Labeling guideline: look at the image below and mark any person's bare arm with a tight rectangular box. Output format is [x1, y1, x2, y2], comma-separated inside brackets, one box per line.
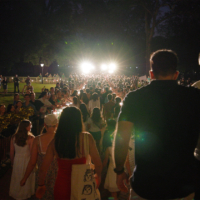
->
[114, 121, 133, 170]
[41, 86, 45, 92]
[21, 85, 26, 94]
[20, 137, 38, 186]
[114, 121, 133, 192]
[125, 152, 132, 177]
[89, 134, 102, 177]
[38, 140, 55, 186]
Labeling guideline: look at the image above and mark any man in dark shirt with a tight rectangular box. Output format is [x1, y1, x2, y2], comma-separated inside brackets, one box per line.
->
[114, 50, 200, 199]
[30, 92, 44, 112]
[22, 94, 37, 115]
[101, 87, 109, 106]
[14, 74, 19, 93]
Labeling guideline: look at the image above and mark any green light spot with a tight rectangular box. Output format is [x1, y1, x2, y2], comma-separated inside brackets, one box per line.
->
[98, 43, 99, 46]
[65, 41, 68, 44]
[142, 138, 144, 141]
[111, 42, 114, 45]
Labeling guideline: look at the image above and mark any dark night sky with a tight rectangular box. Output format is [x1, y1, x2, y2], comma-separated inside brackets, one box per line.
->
[0, 1, 200, 77]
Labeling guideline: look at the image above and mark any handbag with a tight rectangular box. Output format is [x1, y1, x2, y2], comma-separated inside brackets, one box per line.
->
[70, 133, 101, 200]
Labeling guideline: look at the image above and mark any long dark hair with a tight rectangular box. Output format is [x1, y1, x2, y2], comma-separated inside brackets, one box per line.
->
[73, 96, 78, 105]
[82, 92, 89, 105]
[7, 104, 14, 113]
[80, 103, 89, 122]
[15, 100, 22, 109]
[91, 107, 101, 123]
[91, 92, 98, 101]
[71, 90, 77, 96]
[14, 120, 31, 147]
[55, 107, 83, 159]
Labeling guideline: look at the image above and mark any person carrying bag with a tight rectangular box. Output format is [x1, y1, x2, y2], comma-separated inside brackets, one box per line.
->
[71, 133, 101, 200]
[36, 107, 102, 199]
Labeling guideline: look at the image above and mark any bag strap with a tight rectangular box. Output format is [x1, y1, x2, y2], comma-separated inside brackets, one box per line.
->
[84, 133, 89, 156]
[84, 133, 91, 164]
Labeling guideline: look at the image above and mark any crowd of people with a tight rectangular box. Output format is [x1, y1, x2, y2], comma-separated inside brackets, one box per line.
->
[0, 49, 200, 200]
[1, 71, 140, 200]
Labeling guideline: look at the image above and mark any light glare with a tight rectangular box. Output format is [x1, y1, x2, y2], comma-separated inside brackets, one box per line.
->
[81, 62, 94, 74]
[101, 64, 107, 71]
[108, 70, 114, 74]
[109, 63, 116, 70]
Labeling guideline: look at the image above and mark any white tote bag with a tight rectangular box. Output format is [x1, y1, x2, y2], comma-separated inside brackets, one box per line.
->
[71, 133, 101, 200]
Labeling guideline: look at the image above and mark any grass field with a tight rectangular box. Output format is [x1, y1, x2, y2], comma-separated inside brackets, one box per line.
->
[0, 83, 55, 106]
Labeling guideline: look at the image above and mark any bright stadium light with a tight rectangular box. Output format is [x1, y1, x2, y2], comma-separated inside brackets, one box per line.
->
[108, 70, 114, 74]
[81, 62, 94, 74]
[101, 64, 107, 71]
[109, 63, 116, 71]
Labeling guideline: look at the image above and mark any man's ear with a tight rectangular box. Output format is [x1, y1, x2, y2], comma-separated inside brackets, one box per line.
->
[174, 71, 179, 80]
[149, 70, 155, 80]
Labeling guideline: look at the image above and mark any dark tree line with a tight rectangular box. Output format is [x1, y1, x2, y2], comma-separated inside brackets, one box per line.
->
[0, 0, 200, 76]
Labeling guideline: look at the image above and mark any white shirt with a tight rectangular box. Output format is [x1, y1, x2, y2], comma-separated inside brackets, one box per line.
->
[88, 99, 100, 112]
[87, 117, 104, 132]
[38, 98, 52, 114]
[39, 98, 52, 107]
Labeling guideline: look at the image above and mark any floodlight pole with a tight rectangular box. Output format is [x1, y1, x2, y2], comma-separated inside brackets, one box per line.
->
[40, 63, 44, 84]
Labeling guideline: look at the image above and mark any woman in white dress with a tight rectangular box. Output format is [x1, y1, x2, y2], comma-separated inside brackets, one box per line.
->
[86, 107, 106, 151]
[9, 120, 35, 200]
[103, 121, 119, 200]
[102, 119, 119, 200]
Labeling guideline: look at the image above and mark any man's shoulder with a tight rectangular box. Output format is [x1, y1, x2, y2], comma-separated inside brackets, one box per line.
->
[125, 85, 149, 98]
[177, 84, 200, 97]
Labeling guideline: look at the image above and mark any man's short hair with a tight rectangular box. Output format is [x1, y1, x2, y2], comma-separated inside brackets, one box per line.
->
[150, 49, 178, 77]
[107, 94, 112, 101]
[105, 87, 109, 92]
[115, 97, 121, 104]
